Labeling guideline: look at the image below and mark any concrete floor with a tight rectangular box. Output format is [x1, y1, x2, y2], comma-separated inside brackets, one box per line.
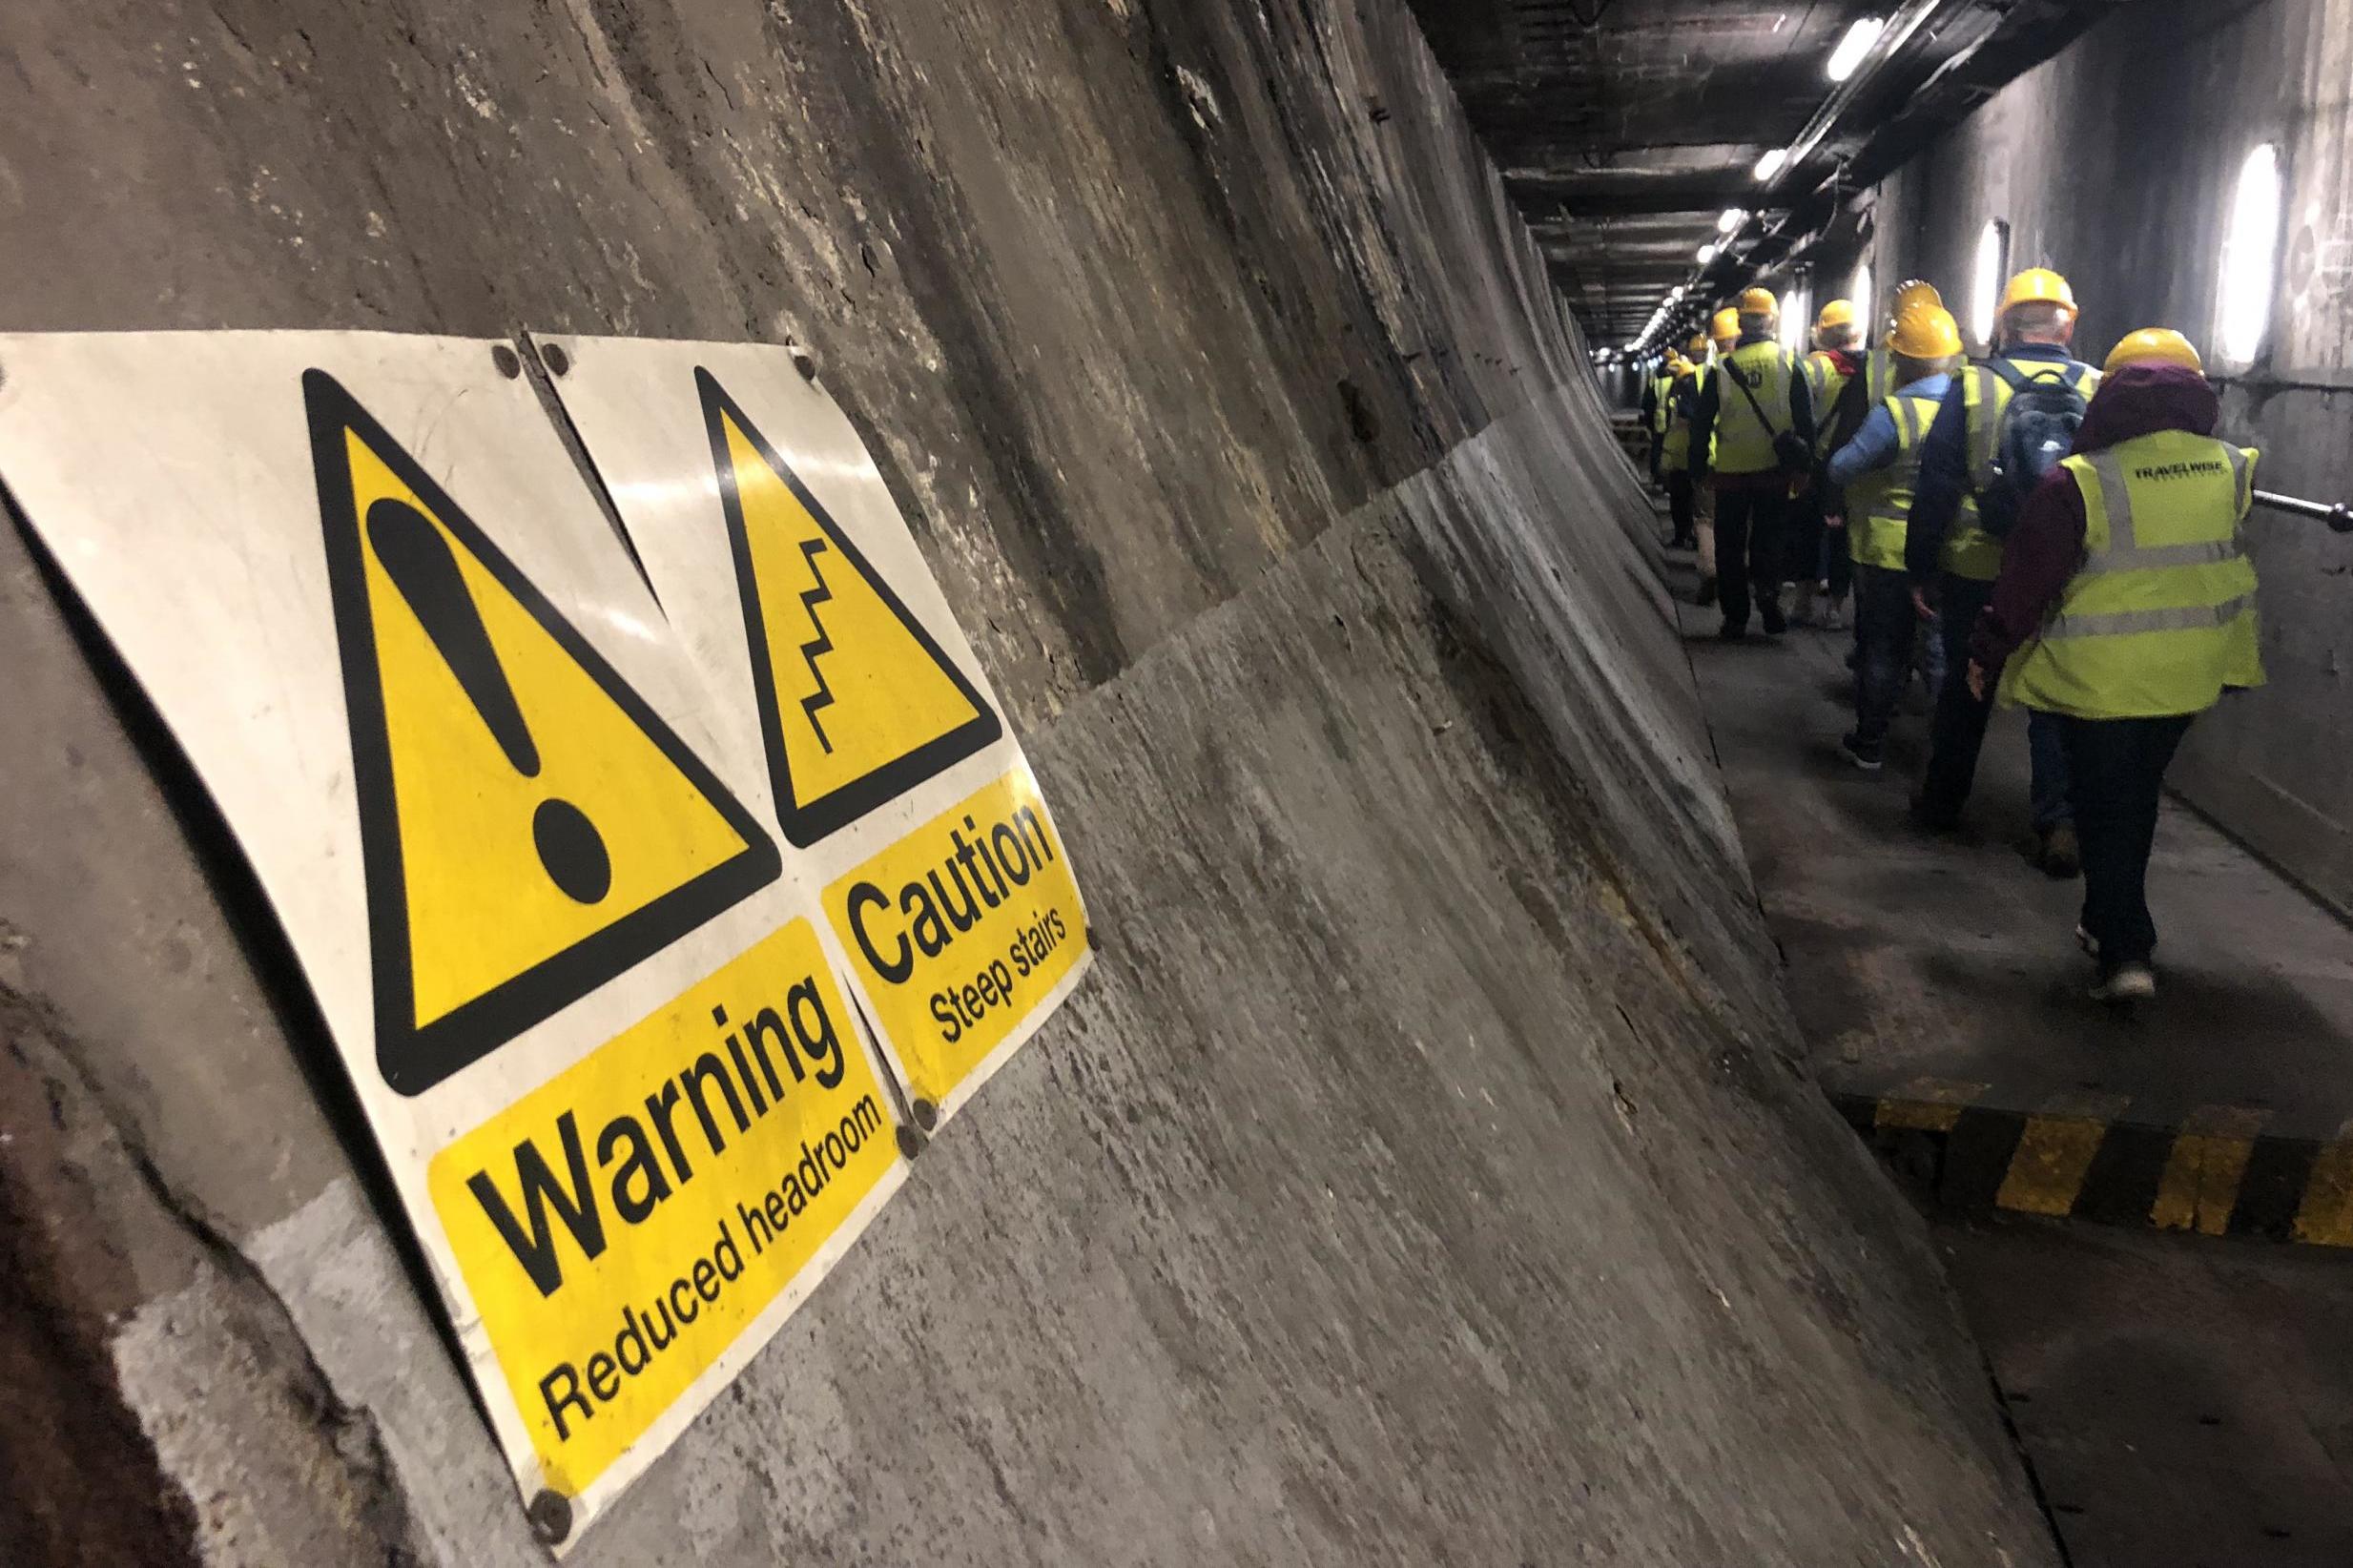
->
[1677, 556, 2353, 1144]
[1665, 534, 2353, 1565]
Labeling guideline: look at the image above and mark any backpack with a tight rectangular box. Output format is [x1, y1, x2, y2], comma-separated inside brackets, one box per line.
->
[1977, 360, 2092, 537]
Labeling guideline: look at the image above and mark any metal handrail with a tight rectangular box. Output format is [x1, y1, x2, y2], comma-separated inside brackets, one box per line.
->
[2252, 490, 2353, 533]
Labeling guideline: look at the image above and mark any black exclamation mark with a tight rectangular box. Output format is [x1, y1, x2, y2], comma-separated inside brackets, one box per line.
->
[365, 499, 613, 905]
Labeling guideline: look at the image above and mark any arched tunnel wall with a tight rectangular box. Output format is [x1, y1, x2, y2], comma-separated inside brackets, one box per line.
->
[1867, 0, 2353, 915]
[0, 1, 2059, 1561]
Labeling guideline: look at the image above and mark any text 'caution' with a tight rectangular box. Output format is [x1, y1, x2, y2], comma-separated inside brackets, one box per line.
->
[827, 769, 1088, 1107]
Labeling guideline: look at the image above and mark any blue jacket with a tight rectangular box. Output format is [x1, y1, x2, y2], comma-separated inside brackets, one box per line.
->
[1906, 341, 2084, 581]
[1827, 372, 1952, 492]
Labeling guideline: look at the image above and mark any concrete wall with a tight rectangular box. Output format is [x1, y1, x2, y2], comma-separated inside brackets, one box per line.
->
[0, 0, 2060, 1561]
[1866, 0, 2353, 913]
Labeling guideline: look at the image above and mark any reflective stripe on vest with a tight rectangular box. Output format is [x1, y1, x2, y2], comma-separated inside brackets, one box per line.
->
[1850, 388, 1941, 571]
[1999, 432, 2264, 719]
[1714, 341, 1796, 474]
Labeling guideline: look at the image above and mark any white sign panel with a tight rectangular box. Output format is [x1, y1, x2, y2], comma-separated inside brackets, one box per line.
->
[532, 336, 1092, 1126]
[0, 332, 909, 1545]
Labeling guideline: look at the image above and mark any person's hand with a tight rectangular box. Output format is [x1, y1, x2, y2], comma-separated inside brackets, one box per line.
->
[1967, 662, 1988, 701]
[1910, 585, 1936, 621]
[1825, 513, 1846, 530]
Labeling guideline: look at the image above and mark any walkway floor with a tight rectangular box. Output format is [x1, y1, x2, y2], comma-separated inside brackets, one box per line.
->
[1672, 552, 2353, 1239]
[1662, 536, 2353, 1567]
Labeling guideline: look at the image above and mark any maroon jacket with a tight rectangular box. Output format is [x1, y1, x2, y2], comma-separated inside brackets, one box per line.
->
[1970, 365, 2225, 671]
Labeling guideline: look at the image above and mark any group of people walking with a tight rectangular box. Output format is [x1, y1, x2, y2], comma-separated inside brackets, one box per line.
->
[1641, 271, 2266, 1004]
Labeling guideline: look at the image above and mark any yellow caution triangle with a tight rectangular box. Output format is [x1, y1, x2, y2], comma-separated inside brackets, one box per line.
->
[696, 369, 1001, 847]
[306, 371, 779, 1096]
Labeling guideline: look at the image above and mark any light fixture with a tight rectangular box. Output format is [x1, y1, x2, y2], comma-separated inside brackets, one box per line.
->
[1852, 261, 1874, 324]
[1754, 148, 1788, 182]
[1827, 15, 1885, 82]
[1971, 217, 2011, 345]
[1717, 208, 1747, 235]
[2217, 142, 2284, 364]
[1697, 241, 1719, 264]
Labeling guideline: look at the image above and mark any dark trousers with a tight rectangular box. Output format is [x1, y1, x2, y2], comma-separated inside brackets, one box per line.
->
[1916, 574, 2001, 823]
[1918, 573, 2074, 828]
[1666, 471, 1697, 546]
[1785, 487, 1825, 589]
[1850, 565, 1912, 746]
[1714, 482, 1789, 633]
[2058, 712, 2195, 968]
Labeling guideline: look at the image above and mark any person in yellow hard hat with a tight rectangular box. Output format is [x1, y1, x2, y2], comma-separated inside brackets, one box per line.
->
[1792, 297, 1868, 629]
[1963, 328, 2260, 1001]
[1686, 287, 1816, 638]
[1909, 266, 2100, 875]
[1823, 301, 1965, 771]
[1666, 333, 1717, 574]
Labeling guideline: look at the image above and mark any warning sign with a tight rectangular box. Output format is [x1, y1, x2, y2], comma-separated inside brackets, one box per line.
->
[308, 372, 781, 1093]
[535, 336, 1093, 1123]
[697, 369, 1001, 847]
[825, 769, 1088, 1109]
[427, 918, 899, 1496]
[0, 332, 909, 1547]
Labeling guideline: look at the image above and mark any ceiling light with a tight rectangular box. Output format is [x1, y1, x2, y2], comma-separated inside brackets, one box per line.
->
[1697, 242, 1718, 264]
[1754, 149, 1788, 182]
[1827, 16, 1885, 82]
[1717, 208, 1747, 235]
[2218, 141, 2284, 363]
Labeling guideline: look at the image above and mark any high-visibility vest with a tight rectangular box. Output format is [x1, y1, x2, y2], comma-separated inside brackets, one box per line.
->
[1999, 430, 2263, 718]
[1864, 348, 1892, 405]
[1714, 340, 1797, 475]
[1951, 355, 2102, 580]
[1650, 375, 1674, 434]
[1662, 369, 1695, 465]
[1803, 353, 1851, 459]
[1847, 384, 1945, 571]
[1671, 363, 1716, 469]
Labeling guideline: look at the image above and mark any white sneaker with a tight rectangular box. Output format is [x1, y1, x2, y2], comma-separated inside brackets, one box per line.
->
[2074, 925, 2100, 961]
[2090, 962, 2156, 1003]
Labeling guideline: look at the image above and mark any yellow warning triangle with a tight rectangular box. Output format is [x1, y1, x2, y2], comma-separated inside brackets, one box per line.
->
[306, 371, 779, 1095]
[697, 370, 1001, 847]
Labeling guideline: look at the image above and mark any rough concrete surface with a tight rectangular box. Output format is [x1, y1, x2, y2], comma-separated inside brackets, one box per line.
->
[2, 0, 2061, 1561]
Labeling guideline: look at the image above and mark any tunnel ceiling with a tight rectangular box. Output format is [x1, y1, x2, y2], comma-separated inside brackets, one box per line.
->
[1405, 0, 2126, 347]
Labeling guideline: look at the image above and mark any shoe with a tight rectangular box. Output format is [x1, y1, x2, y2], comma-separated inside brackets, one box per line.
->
[2090, 962, 2157, 1003]
[1839, 732, 1885, 773]
[2074, 924, 2100, 961]
[1717, 622, 1747, 642]
[1762, 617, 1787, 637]
[2038, 823, 2081, 879]
[1696, 574, 1718, 607]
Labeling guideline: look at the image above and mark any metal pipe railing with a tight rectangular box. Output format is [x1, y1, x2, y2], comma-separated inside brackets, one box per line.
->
[2252, 490, 2353, 533]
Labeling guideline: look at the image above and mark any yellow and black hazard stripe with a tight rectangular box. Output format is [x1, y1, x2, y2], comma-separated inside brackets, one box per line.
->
[1830, 1078, 2353, 1246]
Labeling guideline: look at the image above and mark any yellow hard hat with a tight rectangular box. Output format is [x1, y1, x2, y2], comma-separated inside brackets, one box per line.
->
[1892, 279, 1944, 316]
[1710, 307, 1741, 343]
[1666, 354, 1691, 376]
[1998, 267, 2078, 320]
[2104, 327, 2203, 375]
[1815, 299, 1858, 332]
[1686, 333, 1711, 357]
[1738, 286, 1779, 317]
[1888, 302, 1964, 359]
